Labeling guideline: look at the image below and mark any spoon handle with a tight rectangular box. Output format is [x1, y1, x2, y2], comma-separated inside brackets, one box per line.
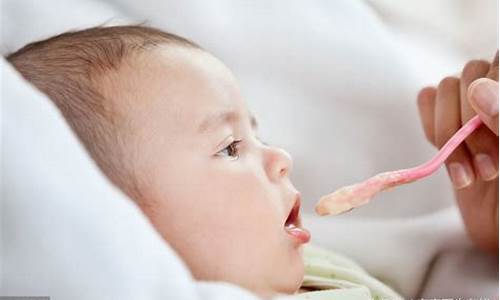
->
[315, 115, 484, 216]
[401, 115, 483, 181]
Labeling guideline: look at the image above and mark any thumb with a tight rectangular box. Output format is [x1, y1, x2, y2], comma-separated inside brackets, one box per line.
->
[468, 78, 499, 136]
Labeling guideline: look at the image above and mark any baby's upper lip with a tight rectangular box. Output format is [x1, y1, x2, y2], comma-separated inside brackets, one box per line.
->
[284, 193, 302, 228]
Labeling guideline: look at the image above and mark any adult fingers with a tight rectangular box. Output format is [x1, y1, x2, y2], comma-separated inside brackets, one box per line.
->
[417, 87, 437, 146]
[477, 51, 499, 135]
[459, 60, 489, 124]
[435, 77, 475, 189]
[460, 61, 498, 181]
[468, 78, 499, 136]
[486, 51, 499, 81]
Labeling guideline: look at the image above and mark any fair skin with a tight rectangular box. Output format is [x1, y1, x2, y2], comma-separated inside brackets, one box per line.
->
[417, 52, 499, 255]
[102, 45, 310, 298]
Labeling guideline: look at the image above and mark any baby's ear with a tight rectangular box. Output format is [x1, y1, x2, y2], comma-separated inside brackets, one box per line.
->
[486, 51, 498, 81]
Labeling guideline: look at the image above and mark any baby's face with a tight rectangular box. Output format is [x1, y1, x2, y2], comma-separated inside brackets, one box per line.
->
[108, 46, 309, 297]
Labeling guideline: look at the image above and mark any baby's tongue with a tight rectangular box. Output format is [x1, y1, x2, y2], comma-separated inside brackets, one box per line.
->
[285, 224, 310, 243]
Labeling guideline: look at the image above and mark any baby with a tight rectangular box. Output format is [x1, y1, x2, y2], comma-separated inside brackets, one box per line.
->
[7, 25, 402, 299]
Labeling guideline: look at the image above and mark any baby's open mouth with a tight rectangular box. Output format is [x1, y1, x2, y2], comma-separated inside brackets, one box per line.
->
[284, 195, 311, 244]
[285, 199, 300, 227]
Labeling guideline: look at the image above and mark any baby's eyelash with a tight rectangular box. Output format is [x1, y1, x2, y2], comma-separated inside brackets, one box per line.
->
[216, 140, 242, 160]
[215, 135, 268, 161]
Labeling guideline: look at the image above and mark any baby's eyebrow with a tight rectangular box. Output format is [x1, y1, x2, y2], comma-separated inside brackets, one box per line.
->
[197, 110, 257, 133]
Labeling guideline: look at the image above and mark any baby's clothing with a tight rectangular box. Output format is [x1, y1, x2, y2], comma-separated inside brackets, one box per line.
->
[294, 245, 403, 299]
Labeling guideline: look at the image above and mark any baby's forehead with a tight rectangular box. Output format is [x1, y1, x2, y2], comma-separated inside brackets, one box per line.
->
[106, 45, 249, 134]
[142, 45, 233, 81]
[196, 109, 258, 134]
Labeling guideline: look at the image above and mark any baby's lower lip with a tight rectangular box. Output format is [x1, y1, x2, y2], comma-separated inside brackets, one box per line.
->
[284, 224, 311, 244]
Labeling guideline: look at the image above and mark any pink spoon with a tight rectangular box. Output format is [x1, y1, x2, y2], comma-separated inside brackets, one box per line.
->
[315, 115, 483, 216]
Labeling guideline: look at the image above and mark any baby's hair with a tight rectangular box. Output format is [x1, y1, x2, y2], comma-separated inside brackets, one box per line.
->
[6, 25, 200, 201]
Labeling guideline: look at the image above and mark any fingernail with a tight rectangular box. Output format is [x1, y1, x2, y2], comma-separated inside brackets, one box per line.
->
[448, 162, 473, 189]
[470, 79, 499, 117]
[474, 153, 498, 181]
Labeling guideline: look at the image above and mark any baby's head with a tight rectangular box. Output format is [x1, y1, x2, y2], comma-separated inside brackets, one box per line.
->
[8, 25, 310, 297]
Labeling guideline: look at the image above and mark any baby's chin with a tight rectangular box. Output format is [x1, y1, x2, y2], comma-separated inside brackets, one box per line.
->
[264, 257, 305, 297]
[260, 279, 303, 299]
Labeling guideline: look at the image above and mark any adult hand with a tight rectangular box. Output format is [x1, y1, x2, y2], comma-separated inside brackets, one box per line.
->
[417, 52, 499, 255]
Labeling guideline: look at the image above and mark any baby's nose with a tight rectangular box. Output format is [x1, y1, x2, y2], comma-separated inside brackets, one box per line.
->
[264, 146, 293, 182]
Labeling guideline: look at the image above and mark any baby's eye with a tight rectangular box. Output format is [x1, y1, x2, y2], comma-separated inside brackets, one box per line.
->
[216, 140, 242, 160]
